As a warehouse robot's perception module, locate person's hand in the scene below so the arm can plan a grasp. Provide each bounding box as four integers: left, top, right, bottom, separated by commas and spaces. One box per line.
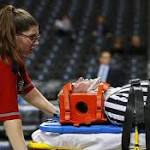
57, 77, 101, 96
57, 77, 85, 96
72, 77, 101, 93
53, 106, 60, 116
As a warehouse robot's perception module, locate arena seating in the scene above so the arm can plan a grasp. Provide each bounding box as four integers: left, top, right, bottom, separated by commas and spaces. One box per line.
0, 0, 147, 107
0, 0, 147, 149
2, 0, 146, 85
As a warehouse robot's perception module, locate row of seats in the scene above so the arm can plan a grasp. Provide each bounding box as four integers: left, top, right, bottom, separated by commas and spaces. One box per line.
0, 1, 147, 149
23, 0, 147, 94
1, 0, 147, 98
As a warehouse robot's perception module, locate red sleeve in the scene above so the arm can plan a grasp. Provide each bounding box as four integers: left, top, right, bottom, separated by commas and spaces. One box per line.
20, 65, 35, 95
0, 62, 21, 121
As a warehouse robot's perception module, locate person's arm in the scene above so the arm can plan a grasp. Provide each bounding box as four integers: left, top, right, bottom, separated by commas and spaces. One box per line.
20, 66, 59, 116
0, 63, 27, 149
24, 87, 59, 116
4, 119, 27, 150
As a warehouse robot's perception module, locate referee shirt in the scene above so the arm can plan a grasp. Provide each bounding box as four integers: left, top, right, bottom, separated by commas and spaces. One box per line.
104, 80, 148, 125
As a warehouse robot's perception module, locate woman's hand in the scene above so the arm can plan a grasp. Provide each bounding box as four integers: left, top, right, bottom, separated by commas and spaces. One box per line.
53, 106, 60, 116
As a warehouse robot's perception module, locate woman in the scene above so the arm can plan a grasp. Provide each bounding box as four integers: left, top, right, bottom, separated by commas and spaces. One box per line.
0, 5, 58, 150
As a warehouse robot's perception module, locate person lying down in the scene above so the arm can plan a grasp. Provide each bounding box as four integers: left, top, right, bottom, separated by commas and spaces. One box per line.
32, 78, 149, 150
31, 77, 147, 150
71, 77, 149, 125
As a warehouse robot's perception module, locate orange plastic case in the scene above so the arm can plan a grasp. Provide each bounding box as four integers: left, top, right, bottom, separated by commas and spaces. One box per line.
59, 82, 109, 126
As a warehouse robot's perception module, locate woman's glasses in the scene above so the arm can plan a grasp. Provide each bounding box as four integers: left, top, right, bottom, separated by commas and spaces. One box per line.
17, 33, 40, 43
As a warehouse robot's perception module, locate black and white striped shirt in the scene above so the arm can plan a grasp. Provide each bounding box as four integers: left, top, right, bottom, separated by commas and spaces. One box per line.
104, 80, 149, 125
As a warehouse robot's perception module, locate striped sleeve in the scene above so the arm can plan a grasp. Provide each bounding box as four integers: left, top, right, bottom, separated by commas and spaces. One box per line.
104, 80, 149, 125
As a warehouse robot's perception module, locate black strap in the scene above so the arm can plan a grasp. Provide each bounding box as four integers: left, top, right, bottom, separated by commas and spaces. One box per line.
122, 83, 135, 150
12, 60, 19, 74
145, 80, 150, 150
12, 60, 25, 93
122, 79, 144, 150
134, 81, 144, 126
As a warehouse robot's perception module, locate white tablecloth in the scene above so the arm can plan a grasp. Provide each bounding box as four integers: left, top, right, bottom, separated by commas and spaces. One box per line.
32, 130, 146, 150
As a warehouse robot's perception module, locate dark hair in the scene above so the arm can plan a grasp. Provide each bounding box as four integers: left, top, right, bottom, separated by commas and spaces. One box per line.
99, 49, 112, 57
0, 5, 38, 64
